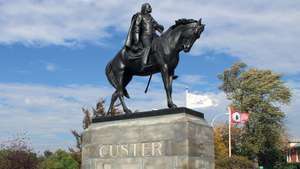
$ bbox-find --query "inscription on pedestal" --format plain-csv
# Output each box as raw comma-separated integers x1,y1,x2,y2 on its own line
99,141,163,158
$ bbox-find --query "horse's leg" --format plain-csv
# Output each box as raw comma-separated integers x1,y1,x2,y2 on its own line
169,69,175,101
107,90,118,115
122,74,133,98
116,71,133,114
160,64,177,108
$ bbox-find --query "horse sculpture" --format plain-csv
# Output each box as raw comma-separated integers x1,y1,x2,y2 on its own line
105,18,205,114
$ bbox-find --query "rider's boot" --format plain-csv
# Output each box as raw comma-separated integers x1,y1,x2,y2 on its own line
141,47,151,71
173,75,179,80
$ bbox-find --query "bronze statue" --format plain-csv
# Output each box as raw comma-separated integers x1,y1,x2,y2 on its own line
105,3,205,114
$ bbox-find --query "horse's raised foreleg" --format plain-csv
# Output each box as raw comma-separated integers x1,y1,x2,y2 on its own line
161,64,177,108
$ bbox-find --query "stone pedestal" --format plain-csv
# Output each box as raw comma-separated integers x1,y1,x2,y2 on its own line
82,107,214,169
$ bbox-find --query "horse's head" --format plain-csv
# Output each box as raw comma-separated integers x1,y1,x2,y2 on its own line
176,19,205,52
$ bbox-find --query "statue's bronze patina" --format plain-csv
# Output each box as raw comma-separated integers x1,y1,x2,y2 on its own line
105,3,205,114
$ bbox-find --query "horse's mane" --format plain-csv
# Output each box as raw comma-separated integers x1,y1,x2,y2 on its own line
169,18,198,30
162,18,198,36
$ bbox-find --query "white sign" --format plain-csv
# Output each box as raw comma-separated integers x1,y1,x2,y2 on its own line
232,112,241,123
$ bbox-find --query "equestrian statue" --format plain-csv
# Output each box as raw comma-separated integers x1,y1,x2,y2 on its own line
105,3,205,114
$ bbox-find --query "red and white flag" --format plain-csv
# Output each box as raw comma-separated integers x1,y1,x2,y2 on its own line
228,106,249,125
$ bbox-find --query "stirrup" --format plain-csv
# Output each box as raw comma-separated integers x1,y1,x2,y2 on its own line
141,64,151,71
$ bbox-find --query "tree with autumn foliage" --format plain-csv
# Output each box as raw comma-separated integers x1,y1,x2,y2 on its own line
0,135,40,169
218,62,292,168
214,125,228,160
214,124,254,169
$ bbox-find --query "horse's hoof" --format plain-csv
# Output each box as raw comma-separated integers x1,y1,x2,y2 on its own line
125,109,133,114
168,103,177,109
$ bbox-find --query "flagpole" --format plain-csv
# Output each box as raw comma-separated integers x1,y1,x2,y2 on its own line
185,87,188,107
228,106,232,157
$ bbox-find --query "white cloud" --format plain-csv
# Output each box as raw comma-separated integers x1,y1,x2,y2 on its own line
0,0,134,46
1,0,300,73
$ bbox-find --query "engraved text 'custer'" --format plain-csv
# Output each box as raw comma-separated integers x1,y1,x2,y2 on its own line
99,141,163,158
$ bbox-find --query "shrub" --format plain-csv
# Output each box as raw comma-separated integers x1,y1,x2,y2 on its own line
39,149,79,169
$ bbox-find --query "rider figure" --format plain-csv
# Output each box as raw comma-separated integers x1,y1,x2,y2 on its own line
125,3,164,70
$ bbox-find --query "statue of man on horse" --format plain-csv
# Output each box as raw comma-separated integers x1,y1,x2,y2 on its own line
105,3,205,115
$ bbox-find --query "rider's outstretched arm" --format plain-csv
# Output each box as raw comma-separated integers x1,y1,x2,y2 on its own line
153,19,164,33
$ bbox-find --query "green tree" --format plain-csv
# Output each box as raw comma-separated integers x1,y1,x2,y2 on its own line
216,155,254,169
218,62,292,168
39,150,79,169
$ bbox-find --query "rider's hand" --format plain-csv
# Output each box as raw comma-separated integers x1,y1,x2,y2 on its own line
158,25,164,33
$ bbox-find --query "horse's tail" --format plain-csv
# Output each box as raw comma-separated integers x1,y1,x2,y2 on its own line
105,62,130,98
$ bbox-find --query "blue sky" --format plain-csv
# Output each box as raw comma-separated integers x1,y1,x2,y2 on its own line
0,0,300,152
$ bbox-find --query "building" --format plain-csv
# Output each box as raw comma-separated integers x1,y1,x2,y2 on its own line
287,140,300,163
